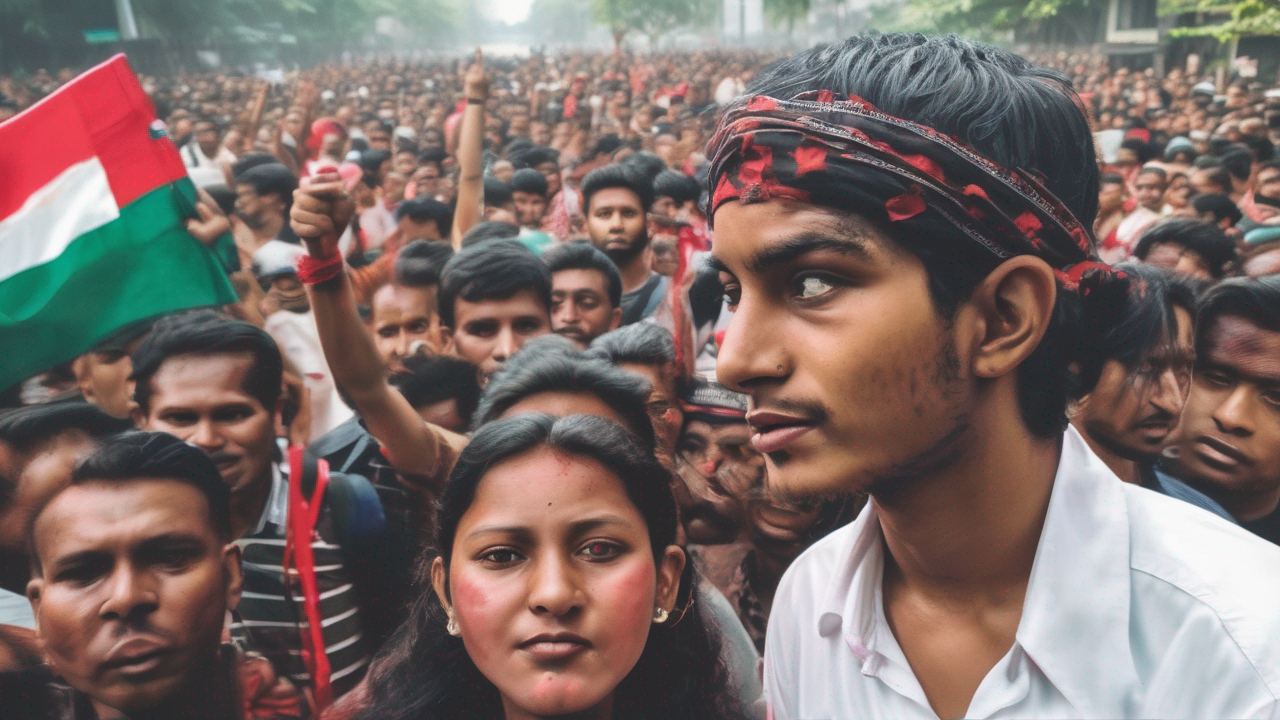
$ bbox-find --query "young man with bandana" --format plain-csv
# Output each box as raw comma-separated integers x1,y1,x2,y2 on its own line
707,34,1280,719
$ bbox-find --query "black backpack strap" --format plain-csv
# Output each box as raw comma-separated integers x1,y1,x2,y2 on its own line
325,472,410,647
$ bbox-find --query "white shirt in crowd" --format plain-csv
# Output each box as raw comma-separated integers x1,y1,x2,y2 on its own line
765,427,1280,719
264,308,353,443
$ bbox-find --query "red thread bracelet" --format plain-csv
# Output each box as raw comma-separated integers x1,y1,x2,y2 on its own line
296,249,344,285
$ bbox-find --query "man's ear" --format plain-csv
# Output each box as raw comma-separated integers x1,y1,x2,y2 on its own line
965,255,1057,380
26,578,43,635
130,403,147,430
223,543,244,612
655,546,686,614
609,306,623,332
438,326,457,356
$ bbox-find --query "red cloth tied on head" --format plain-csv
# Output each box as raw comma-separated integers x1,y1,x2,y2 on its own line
707,91,1103,280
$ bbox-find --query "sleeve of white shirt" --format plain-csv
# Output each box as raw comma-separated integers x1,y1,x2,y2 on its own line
763,563,805,720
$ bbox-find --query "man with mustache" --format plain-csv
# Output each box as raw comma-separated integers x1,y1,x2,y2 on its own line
1162,275,1280,544
132,310,391,700
708,33,1280,720
543,241,623,349
1069,263,1231,518
25,431,301,719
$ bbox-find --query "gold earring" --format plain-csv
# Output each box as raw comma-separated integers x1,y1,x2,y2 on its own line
446,613,461,636
652,606,669,624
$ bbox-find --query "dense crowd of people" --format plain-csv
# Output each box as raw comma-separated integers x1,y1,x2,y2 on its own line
2,31,1280,720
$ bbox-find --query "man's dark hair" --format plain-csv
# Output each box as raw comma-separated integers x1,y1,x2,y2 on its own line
1133,218,1237,279
394,240,454,288
745,32,1100,437
587,322,676,367
230,152,278,180
484,177,513,208
582,164,655,214
1195,275,1280,359
510,145,559,170
438,240,552,328
236,163,298,207
417,146,448,168
585,134,625,161
1137,166,1168,183
29,432,233,572
1076,263,1187,394
509,168,549,198
395,196,453,238
460,221,521,248
654,170,701,206
1221,145,1254,182
1192,193,1244,226
0,402,131,506
541,241,623,308
472,347,656,449
1195,164,1233,194
131,310,283,414
623,152,668,184
1256,158,1280,176
359,148,393,176
389,355,482,427
1100,172,1126,186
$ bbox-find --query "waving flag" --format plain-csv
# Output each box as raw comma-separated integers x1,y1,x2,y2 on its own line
0,54,236,391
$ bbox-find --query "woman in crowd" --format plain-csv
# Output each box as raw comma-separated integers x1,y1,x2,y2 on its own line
347,413,743,720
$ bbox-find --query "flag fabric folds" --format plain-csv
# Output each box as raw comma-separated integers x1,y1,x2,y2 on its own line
0,54,236,391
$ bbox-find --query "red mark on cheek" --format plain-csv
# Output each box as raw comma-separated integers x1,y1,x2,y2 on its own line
451,573,502,661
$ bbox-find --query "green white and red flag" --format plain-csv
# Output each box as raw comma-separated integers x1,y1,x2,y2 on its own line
0,54,236,391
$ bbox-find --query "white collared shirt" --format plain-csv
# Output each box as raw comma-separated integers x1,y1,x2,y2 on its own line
765,427,1280,719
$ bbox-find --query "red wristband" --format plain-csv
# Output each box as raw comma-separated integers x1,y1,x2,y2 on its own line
296,248,344,286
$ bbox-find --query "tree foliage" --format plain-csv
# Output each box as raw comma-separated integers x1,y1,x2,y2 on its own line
1168,0,1280,42
865,0,1101,42
592,0,714,47
0,0,457,47
764,0,811,33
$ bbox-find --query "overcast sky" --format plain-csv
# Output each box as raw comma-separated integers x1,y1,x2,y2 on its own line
480,0,537,24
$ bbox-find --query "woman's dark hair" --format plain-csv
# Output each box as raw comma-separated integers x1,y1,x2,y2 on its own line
351,414,739,720
1075,263,1185,395
472,344,656,449
1133,217,1237,279
747,32,1100,438
131,310,283,414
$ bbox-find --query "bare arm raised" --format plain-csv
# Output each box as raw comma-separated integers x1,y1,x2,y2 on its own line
291,172,465,484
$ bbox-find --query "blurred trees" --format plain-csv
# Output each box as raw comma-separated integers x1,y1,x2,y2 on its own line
593,0,716,48
0,0,457,70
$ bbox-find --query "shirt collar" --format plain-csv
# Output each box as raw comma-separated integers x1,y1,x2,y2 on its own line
250,464,289,536
815,427,1137,714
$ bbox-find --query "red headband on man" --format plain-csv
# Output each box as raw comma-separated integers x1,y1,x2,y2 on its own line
707,91,1108,288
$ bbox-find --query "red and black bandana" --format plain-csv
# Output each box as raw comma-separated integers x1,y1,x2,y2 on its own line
707,91,1107,288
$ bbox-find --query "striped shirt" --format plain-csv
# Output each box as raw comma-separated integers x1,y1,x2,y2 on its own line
229,467,372,698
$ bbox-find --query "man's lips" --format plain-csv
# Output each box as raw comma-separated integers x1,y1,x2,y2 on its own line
1192,435,1251,469
103,636,170,675
747,410,818,454
517,632,592,661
